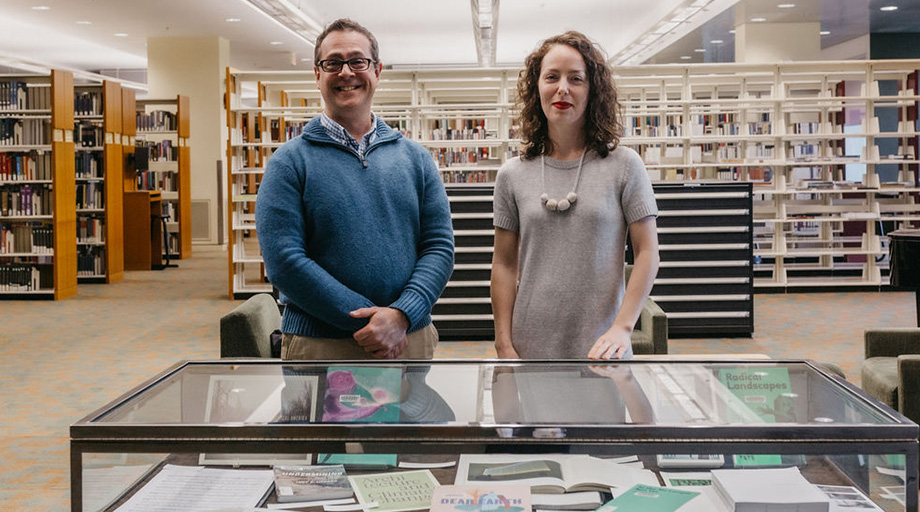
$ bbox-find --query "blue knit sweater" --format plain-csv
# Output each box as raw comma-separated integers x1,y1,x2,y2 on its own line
256,117,454,338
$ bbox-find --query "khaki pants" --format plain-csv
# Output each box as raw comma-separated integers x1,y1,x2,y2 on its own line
281,323,439,360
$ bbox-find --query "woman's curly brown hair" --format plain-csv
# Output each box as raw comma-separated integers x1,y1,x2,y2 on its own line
516,31,622,160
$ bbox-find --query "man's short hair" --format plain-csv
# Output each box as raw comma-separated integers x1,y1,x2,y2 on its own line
313,18,380,64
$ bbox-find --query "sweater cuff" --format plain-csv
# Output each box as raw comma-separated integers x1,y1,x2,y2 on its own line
390,290,430,332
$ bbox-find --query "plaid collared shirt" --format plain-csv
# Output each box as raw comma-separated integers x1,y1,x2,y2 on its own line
318,113,377,157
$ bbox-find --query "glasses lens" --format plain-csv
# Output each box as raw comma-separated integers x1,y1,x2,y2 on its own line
321,60,343,72
348,58,370,71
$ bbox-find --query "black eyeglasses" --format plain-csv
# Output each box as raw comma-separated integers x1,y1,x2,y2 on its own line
316,57,374,73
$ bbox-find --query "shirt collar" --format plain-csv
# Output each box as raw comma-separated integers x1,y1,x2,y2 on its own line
319,113,377,156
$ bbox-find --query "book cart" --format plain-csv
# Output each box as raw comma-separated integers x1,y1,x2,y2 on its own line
1,70,77,299
72,80,125,283
71,359,917,511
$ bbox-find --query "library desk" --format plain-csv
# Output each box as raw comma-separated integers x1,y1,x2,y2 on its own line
71,359,918,512
123,190,163,271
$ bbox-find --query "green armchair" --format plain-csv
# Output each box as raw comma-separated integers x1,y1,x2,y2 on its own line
859,328,920,424
625,265,669,355
220,293,282,358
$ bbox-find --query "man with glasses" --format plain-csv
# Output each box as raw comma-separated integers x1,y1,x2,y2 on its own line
257,18,454,360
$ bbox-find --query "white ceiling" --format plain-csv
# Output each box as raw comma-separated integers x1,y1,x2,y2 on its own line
0,0,914,85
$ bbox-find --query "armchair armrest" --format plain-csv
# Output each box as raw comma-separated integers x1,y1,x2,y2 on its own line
864,329,920,359
640,297,668,355
898,354,920,424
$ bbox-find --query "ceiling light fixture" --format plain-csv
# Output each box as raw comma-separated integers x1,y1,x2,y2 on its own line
270,41,283,45
820,30,830,35
880,5,898,11
31,5,50,10
695,48,706,52
681,56,692,60
113,33,129,37
751,17,767,22
76,20,92,25
226,17,241,22
711,39,724,44
239,0,321,48
611,0,741,66
778,3,795,8
729,29,736,34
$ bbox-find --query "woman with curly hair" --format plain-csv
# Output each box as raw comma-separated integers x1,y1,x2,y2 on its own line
490,31,659,360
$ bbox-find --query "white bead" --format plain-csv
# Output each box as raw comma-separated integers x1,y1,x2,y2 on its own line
557,199,570,211
566,192,578,203
545,199,558,211
540,193,549,203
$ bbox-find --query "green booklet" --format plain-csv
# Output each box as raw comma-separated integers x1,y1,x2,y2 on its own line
717,367,794,423
322,366,403,423
597,484,699,512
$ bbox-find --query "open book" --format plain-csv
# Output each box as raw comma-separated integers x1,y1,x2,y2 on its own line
455,454,657,495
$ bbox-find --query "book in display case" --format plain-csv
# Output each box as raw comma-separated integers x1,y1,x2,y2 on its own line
73,81,125,283
1,70,77,299
133,95,191,260
70,359,917,511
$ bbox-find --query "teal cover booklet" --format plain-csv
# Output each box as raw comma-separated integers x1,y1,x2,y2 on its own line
597,484,698,512
322,366,402,423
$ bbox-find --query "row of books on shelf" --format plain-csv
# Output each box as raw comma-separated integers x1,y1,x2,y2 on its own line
136,170,178,193
137,139,177,161
76,182,104,210
77,245,105,276
0,264,48,291
0,224,53,254
75,151,103,178
74,91,102,116
0,117,50,146
0,152,53,181
0,80,51,111
162,202,178,223
74,122,103,147
77,216,104,244
105,454,890,512
441,170,494,184
432,147,494,166
0,185,52,217
429,118,492,140
136,110,177,132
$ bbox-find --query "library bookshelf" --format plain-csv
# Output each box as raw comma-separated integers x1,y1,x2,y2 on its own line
134,95,191,261
73,80,125,283
224,61,920,335
1,70,77,299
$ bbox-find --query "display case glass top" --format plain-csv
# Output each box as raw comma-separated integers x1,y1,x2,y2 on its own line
76,360,909,436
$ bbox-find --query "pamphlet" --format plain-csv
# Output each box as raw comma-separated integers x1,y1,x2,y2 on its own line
272,464,352,503
349,469,439,512
455,454,657,495
595,484,698,512
322,366,403,423
430,484,530,512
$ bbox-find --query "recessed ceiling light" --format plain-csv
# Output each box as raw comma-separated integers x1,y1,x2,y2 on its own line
681,56,692,60
76,20,92,25
225,17,241,22
32,5,50,10
269,41,283,45
113,33,129,37
711,39,724,44
880,5,898,11
729,29,736,34
778,3,795,8
820,30,830,35
694,48,706,53
751,17,767,22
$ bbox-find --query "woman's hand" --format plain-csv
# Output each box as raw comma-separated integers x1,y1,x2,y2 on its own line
495,338,521,359
587,325,632,360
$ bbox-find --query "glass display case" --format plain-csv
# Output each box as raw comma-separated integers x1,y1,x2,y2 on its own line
71,359,919,512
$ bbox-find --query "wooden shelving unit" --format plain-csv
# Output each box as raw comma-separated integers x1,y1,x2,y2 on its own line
0,70,77,299
134,95,191,260
73,80,124,283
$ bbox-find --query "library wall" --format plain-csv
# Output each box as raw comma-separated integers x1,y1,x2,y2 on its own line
735,22,820,63
147,36,230,245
